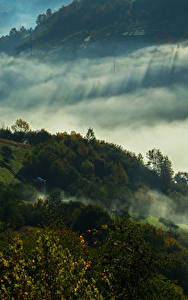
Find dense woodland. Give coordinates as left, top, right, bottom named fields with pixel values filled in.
left=0, top=119, right=188, bottom=298
left=19, top=0, right=188, bottom=50
left=1, top=0, right=188, bottom=54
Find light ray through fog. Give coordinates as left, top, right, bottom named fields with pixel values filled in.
left=0, top=41, right=188, bottom=171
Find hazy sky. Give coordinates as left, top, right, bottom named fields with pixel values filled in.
left=0, top=41, right=188, bottom=172
left=0, top=0, right=70, bottom=36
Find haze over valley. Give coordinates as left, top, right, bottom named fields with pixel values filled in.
left=1, top=40, right=188, bottom=171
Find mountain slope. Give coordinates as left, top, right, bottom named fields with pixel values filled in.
left=17, top=0, right=188, bottom=53
left=1, top=0, right=188, bottom=55
left=0, top=139, right=30, bottom=185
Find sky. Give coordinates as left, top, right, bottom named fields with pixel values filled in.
left=0, top=0, right=70, bottom=36
left=0, top=40, right=188, bottom=172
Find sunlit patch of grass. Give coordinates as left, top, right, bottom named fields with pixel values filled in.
left=138, top=216, right=167, bottom=230
left=0, top=167, right=19, bottom=185
left=178, top=224, right=188, bottom=232
left=0, top=141, right=30, bottom=185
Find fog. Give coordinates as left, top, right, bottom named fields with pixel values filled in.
left=1, top=40, right=188, bottom=171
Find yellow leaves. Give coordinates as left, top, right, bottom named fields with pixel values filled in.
left=26, top=280, right=32, bottom=286
left=113, top=242, right=119, bottom=246
left=101, top=224, right=108, bottom=230
left=101, top=272, right=111, bottom=288
left=85, top=261, right=91, bottom=270
left=164, top=237, right=178, bottom=249
left=0, top=228, right=103, bottom=299
left=1, top=258, right=8, bottom=267
left=11, top=119, right=30, bottom=133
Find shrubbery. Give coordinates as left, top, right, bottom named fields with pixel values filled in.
left=0, top=224, right=186, bottom=299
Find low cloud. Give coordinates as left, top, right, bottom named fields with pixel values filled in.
left=1, top=41, right=188, bottom=170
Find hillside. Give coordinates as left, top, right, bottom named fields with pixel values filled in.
left=0, top=121, right=188, bottom=298
left=17, top=0, right=188, bottom=51
left=0, top=139, right=30, bottom=185
left=1, top=0, right=188, bottom=55
left=1, top=121, right=188, bottom=222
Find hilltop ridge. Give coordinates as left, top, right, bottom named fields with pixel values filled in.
left=1, top=0, right=188, bottom=55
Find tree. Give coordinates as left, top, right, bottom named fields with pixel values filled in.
left=72, top=204, right=111, bottom=232
left=36, top=14, right=47, bottom=26
left=20, top=26, right=26, bottom=33
left=9, top=28, right=17, bottom=36
left=46, top=8, right=52, bottom=18
left=11, top=119, right=30, bottom=134
left=44, top=191, right=63, bottom=219
left=146, top=149, right=174, bottom=191
left=86, top=128, right=96, bottom=142
left=0, top=229, right=102, bottom=299
left=174, top=172, right=188, bottom=186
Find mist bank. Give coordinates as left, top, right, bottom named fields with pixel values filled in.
left=1, top=40, right=188, bottom=170
left=33, top=187, right=188, bottom=226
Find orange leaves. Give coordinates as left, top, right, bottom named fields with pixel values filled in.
left=79, top=235, right=85, bottom=245
left=101, top=273, right=107, bottom=280
left=156, top=228, right=163, bottom=236
left=85, top=261, right=91, bottom=271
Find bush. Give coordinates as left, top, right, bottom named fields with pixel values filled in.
left=0, top=228, right=102, bottom=299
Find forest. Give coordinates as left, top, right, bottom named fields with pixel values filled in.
left=0, top=119, right=188, bottom=298
left=1, top=0, right=188, bottom=54
left=21, top=0, right=188, bottom=48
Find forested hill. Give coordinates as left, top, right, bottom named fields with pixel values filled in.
left=1, top=119, right=188, bottom=220
left=18, top=0, right=188, bottom=52
left=1, top=120, right=188, bottom=298
left=1, top=0, right=188, bottom=54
